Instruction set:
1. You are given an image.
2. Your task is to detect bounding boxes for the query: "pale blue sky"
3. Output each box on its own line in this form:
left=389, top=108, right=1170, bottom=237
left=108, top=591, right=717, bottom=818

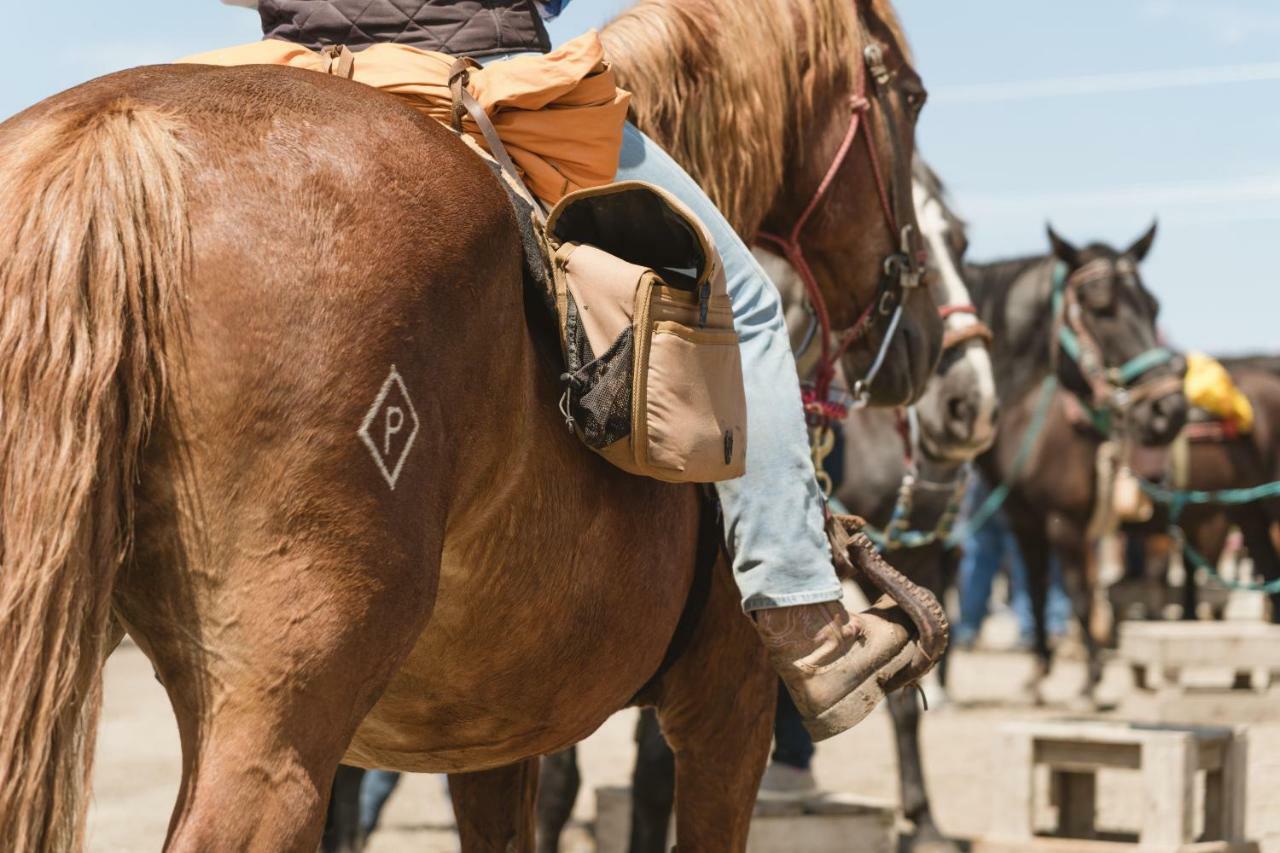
left=6, top=1, right=1277, bottom=353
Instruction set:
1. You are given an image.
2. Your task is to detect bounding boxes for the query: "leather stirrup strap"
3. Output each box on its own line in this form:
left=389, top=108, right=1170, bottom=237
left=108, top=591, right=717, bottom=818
left=825, top=512, right=949, bottom=694
left=448, top=58, right=544, bottom=219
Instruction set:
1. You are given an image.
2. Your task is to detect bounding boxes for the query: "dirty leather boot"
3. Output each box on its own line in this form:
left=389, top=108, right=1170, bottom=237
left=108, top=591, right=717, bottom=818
left=754, top=596, right=915, bottom=741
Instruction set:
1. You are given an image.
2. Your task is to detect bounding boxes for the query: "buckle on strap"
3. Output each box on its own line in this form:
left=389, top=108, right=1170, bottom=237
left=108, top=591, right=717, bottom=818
left=319, top=45, right=355, bottom=80
left=863, top=44, right=891, bottom=87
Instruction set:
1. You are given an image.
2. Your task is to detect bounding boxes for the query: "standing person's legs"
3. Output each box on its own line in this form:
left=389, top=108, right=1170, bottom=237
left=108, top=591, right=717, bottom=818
left=762, top=681, right=818, bottom=795
left=956, top=516, right=1007, bottom=646
left=1010, top=539, right=1071, bottom=642
left=359, top=770, right=402, bottom=836
left=1045, top=554, right=1073, bottom=637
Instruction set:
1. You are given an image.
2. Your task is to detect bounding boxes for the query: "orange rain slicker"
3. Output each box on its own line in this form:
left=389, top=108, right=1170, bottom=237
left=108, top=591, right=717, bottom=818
left=182, top=32, right=630, bottom=203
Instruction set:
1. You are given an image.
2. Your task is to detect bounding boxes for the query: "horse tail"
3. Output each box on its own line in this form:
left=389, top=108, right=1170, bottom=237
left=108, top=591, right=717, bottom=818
left=0, top=98, right=190, bottom=851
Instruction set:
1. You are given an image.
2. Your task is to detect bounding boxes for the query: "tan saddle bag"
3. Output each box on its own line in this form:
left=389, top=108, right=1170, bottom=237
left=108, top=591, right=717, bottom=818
left=447, top=58, right=746, bottom=483
left=546, top=182, right=747, bottom=482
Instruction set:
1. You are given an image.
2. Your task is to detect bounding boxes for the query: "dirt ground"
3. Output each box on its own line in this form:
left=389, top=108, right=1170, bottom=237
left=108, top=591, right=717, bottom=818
left=88, top=610, right=1280, bottom=852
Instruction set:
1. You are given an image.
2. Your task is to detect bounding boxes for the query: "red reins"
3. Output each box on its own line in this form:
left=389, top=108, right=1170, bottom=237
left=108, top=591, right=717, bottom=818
left=756, top=41, right=910, bottom=424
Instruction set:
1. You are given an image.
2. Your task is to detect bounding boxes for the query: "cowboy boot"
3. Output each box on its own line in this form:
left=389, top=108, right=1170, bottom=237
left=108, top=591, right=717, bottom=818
left=754, top=596, right=916, bottom=741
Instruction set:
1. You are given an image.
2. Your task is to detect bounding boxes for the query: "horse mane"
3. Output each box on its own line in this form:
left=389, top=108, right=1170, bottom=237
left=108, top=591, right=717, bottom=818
left=603, top=0, right=888, bottom=234
left=964, top=255, right=1046, bottom=311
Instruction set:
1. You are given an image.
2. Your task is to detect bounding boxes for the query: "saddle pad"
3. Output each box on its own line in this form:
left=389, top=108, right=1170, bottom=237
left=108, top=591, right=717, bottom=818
left=181, top=31, right=630, bottom=203
left=1185, top=351, right=1253, bottom=435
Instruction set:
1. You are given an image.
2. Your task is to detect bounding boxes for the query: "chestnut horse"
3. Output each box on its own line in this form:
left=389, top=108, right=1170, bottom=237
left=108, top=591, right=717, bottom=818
left=0, top=1, right=938, bottom=852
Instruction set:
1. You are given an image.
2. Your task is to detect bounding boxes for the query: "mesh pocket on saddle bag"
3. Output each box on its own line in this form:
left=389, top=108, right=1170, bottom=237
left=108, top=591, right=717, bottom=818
left=548, top=182, right=747, bottom=483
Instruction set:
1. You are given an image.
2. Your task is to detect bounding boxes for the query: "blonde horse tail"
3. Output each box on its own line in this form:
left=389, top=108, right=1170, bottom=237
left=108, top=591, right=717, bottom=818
left=0, top=98, right=189, bottom=851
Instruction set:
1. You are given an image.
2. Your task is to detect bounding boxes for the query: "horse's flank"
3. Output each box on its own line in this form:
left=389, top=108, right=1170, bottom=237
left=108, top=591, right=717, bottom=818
left=602, top=0, right=908, bottom=235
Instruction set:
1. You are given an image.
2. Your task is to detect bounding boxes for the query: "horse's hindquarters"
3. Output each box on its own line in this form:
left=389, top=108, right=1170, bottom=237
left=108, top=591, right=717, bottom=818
left=85, top=63, right=541, bottom=847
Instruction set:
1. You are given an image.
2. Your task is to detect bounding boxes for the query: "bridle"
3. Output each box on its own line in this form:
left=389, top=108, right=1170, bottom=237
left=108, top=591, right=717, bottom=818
left=811, top=299, right=992, bottom=499
left=1051, top=258, right=1181, bottom=428
left=938, top=303, right=992, bottom=351
left=756, top=18, right=928, bottom=421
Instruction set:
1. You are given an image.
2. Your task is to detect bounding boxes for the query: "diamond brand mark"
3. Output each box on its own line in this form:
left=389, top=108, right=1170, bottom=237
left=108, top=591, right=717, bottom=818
left=358, top=365, right=420, bottom=490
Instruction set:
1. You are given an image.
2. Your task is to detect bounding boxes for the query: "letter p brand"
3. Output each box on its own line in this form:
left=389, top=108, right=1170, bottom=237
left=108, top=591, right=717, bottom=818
left=384, top=406, right=404, bottom=455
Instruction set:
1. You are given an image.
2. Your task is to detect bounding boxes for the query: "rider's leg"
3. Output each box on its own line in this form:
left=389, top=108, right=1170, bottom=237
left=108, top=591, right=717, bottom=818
left=613, top=123, right=913, bottom=738
left=615, top=123, right=837, bottom=610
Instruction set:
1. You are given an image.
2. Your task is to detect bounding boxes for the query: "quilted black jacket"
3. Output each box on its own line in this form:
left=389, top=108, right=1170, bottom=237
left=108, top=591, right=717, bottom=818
left=259, top=0, right=551, bottom=57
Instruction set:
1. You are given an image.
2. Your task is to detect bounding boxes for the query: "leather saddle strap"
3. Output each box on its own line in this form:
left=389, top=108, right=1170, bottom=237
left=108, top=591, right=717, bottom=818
left=320, top=45, right=356, bottom=79
left=448, top=58, right=545, bottom=220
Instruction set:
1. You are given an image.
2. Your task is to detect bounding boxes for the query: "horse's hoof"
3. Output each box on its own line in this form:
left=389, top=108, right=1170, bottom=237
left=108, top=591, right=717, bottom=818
left=905, top=838, right=961, bottom=853
left=900, top=820, right=960, bottom=853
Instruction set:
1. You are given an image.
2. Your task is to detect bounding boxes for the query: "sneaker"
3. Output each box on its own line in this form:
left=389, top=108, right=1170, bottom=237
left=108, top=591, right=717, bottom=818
left=758, top=762, right=817, bottom=800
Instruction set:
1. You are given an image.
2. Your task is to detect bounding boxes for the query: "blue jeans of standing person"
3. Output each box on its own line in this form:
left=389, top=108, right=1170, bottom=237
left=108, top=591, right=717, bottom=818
left=956, top=479, right=1070, bottom=645
left=360, top=770, right=402, bottom=835
left=1008, top=547, right=1071, bottom=644
left=483, top=42, right=841, bottom=611
left=772, top=680, right=815, bottom=770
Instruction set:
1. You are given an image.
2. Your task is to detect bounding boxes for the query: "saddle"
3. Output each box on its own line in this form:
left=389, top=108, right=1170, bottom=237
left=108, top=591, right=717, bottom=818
left=447, top=61, right=748, bottom=483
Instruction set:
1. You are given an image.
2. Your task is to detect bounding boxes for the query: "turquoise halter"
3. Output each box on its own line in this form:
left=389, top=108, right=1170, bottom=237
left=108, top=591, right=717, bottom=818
left=1051, top=261, right=1176, bottom=433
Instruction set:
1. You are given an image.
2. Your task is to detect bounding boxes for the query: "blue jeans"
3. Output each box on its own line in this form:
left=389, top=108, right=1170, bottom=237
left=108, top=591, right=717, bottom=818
left=957, top=481, right=1070, bottom=644
left=772, top=680, right=815, bottom=770
left=360, top=769, right=401, bottom=835
left=482, top=49, right=838, bottom=610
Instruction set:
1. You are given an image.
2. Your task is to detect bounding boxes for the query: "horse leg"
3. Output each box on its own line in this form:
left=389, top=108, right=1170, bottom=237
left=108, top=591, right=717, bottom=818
left=142, top=621, right=422, bottom=851
left=1179, top=525, right=1200, bottom=621
left=1007, top=508, right=1053, bottom=702
left=650, top=563, right=774, bottom=851
left=629, top=707, right=676, bottom=853
left=936, top=546, right=961, bottom=692
left=535, top=747, right=579, bottom=853
left=322, top=765, right=368, bottom=853
left=888, top=689, right=956, bottom=853
left=1238, top=508, right=1280, bottom=623
left=119, top=518, right=437, bottom=851
left=1060, top=545, right=1103, bottom=704
left=449, top=759, right=540, bottom=853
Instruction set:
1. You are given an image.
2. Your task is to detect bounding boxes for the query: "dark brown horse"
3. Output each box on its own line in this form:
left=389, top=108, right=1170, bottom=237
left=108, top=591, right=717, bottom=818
left=0, top=1, right=939, bottom=851
left=967, top=225, right=1188, bottom=704
left=1122, top=359, right=1280, bottom=624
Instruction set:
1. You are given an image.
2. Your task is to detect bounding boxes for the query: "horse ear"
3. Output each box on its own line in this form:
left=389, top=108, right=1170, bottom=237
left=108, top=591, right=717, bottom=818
left=1046, top=224, right=1079, bottom=267
left=1126, top=219, right=1158, bottom=262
